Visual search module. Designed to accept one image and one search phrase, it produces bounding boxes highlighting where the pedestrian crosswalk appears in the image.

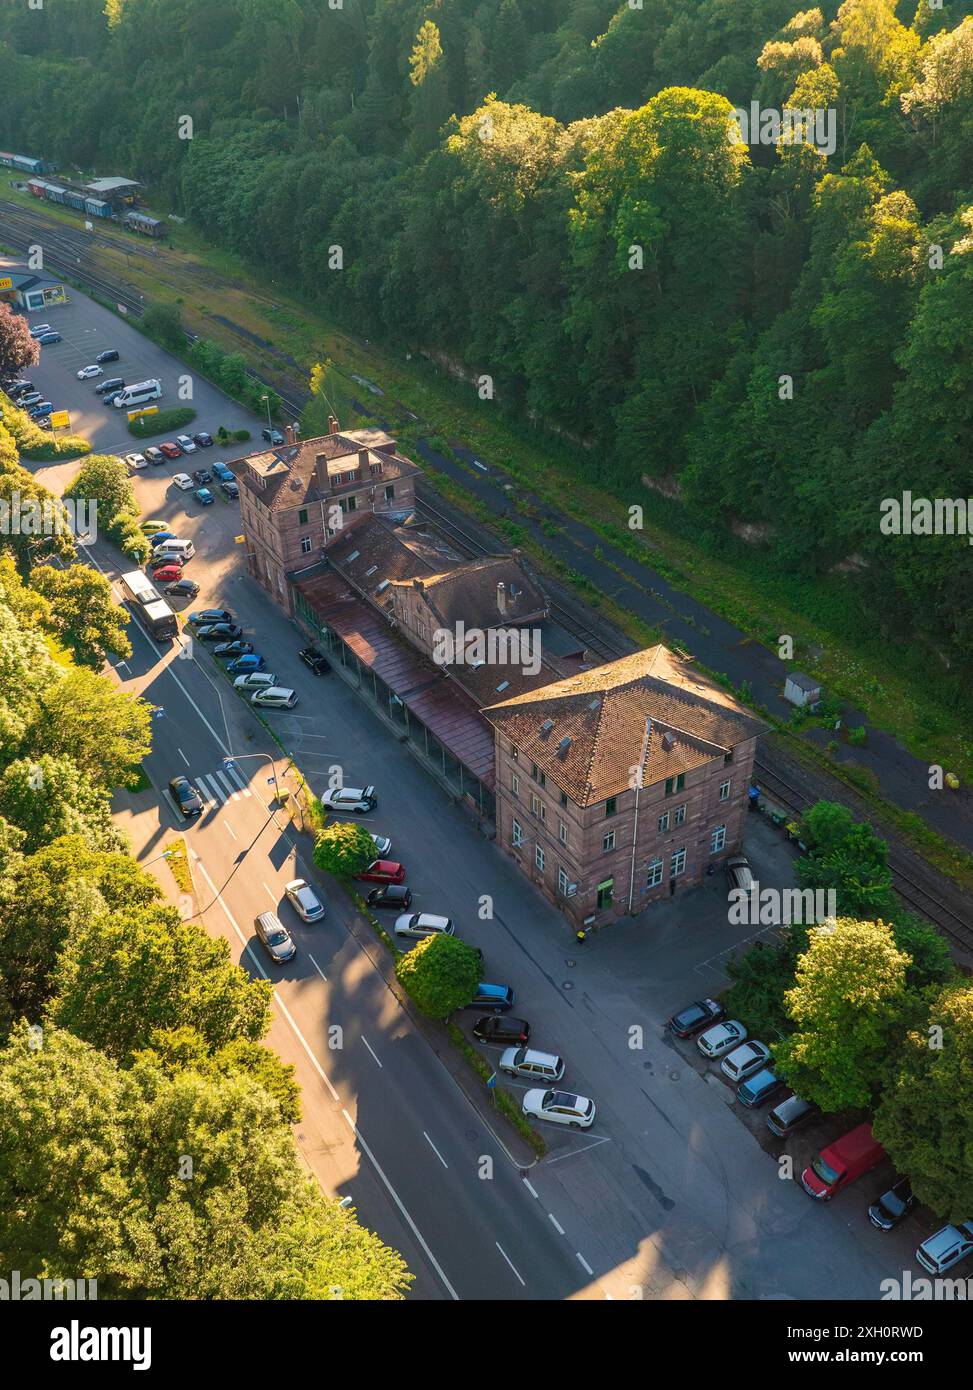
[193,765,252,809]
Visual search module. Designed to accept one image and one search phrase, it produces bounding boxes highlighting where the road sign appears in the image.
[49,410,70,429]
[235,535,245,544]
[0,276,12,291]
[486,1071,498,1090]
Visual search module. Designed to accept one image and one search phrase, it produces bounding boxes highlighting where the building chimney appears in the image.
[497,581,507,618]
[357,448,368,477]
[284,424,296,445]
[327,415,339,434]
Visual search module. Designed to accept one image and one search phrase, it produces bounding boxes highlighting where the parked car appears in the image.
[522,1089,594,1129]
[172,472,193,489]
[196,623,242,641]
[165,578,200,600]
[725,855,754,892]
[233,671,277,690]
[501,1047,564,1083]
[102,389,126,407]
[214,640,254,658]
[27,402,53,418]
[176,434,197,453]
[721,1040,771,1083]
[149,531,178,549]
[95,377,125,395]
[211,461,234,482]
[356,860,406,885]
[220,479,239,499]
[393,912,453,940]
[667,998,725,1039]
[262,427,285,444]
[29,324,52,338]
[96,348,120,364]
[227,654,265,674]
[194,487,215,506]
[868,1179,916,1232]
[697,1020,747,1060]
[366,884,412,911]
[141,520,168,534]
[19,392,43,407]
[299,646,330,675]
[151,564,183,585]
[189,609,233,626]
[915,1220,973,1275]
[801,1124,886,1201]
[36,331,62,344]
[168,774,203,819]
[321,786,377,814]
[76,364,103,380]
[464,982,515,1013]
[160,442,183,460]
[737,1067,785,1109]
[473,1015,531,1046]
[149,551,183,571]
[370,833,392,856]
[144,447,165,465]
[192,468,212,484]
[254,910,296,965]
[125,452,147,470]
[284,878,325,922]
[8,382,34,398]
[192,431,213,448]
[766,1093,820,1139]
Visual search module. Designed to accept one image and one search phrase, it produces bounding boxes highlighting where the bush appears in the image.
[395,934,480,1019]
[847,725,867,746]
[722,942,796,1042]
[233,429,250,441]
[128,407,196,439]
[312,821,374,879]
[0,392,90,460]
[140,303,186,353]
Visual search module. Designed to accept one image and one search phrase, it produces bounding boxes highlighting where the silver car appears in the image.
[393,912,453,940]
[500,1047,564,1083]
[721,1040,771,1082]
[697,1020,747,1059]
[284,878,325,922]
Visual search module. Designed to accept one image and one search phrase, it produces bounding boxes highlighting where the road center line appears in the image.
[263,881,277,904]
[307,952,328,981]
[223,821,237,840]
[423,1132,448,1169]
[522,1178,539,1199]
[361,1034,383,1069]
[495,1243,526,1287]
[576,1252,594,1276]
[548,1213,565,1236]
[177,747,190,767]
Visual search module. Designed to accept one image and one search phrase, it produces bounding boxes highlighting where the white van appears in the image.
[154,538,195,560]
[251,687,298,709]
[114,378,163,408]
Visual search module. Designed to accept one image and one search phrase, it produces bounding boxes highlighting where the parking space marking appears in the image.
[693,926,784,980]
[541,1134,612,1166]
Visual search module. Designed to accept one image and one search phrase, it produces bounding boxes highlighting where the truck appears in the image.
[118,570,177,641]
[800,1123,886,1201]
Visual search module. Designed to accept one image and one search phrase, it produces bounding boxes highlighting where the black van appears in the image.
[96,349,120,363]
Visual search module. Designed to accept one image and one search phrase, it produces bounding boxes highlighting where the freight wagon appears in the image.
[123,210,167,238]
[0,152,58,175]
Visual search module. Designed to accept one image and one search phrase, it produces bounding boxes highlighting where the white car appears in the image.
[321,786,377,814]
[233,671,278,690]
[284,878,325,922]
[522,1089,595,1129]
[76,364,103,380]
[371,833,392,856]
[29,324,52,338]
[721,1040,771,1083]
[697,1020,748,1060]
[173,473,194,490]
[393,912,453,940]
[176,434,197,453]
[125,452,148,470]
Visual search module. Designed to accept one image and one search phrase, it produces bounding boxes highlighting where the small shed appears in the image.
[784,671,821,708]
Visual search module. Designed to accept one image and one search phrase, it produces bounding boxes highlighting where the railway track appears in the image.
[754,758,973,953]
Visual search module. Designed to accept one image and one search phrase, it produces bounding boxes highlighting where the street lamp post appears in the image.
[223,752,281,803]
[260,393,273,434]
[145,846,184,868]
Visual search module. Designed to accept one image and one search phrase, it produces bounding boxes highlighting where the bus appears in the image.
[114,378,163,408]
[118,570,177,641]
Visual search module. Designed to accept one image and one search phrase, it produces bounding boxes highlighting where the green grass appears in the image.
[163,838,193,895]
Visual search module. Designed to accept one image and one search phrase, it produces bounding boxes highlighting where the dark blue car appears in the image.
[226,653,265,674]
[194,487,215,505]
[211,461,234,482]
[737,1067,785,1109]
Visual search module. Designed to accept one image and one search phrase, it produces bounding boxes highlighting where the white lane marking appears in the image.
[542,1134,611,1165]
[341,1110,459,1302]
[495,1243,526,1287]
[202,773,227,804]
[263,881,277,904]
[423,1132,448,1169]
[224,821,237,841]
[224,764,249,793]
[576,1252,594,1276]
[307,953,327,981]
[177,747,190,767]
[548,1213,565,1236]
[522,1178,539,1199]
[216,769,241,800]
[361,1035,383,1069]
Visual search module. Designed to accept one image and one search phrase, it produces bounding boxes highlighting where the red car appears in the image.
[159,441,183,459]
[151,564,184,584]
[355,860,406,885]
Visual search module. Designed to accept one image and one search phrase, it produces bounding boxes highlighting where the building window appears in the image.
[674,804,686,827]
[539,771,546,788]
[535,844,545,871]
[530,794,545,821]
[658,811,670,833]
[511,746,519,761]
[558,867,569,896]
[347,495,357,511]
[300,536,312,554]
[670,848,687,878]
[719,779,731,801]
[711,824,726,854]
[560,791,568,807]
[417,622,427,640]
[298,508,309,525]
[664,774,686,796]
[603,831,615,852]
[596,878,614,910]
[531,763,539,780]
[511,774,519,796]
[646,858,664,888]
[724,751,733,765]
[512,818,523,848]
[605,796,617,818]
[558,821,567,845]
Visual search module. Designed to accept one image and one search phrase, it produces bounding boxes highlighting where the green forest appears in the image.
[1,0,973,669]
